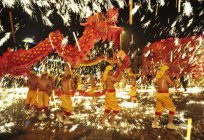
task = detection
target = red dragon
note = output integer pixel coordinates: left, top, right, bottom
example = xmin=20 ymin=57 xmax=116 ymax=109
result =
xmin=142 ymin=35 xmax=204 ymax=78
xmin=0 ymin=8 xmax=130 ymax=78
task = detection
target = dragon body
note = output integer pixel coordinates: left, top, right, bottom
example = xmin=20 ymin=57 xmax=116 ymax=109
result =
xmin=0 ymin=8 xmax=126 ymax=77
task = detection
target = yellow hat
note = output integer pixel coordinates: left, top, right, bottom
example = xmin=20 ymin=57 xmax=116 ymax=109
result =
xmin=30 ymin=70 xmax=35 ymax=74
xmin=156 ymin=65 xmax=169 ymax=79
xmin=103 ymin=65 xmax=113 ymax=81
xmin=41 ymin=71 xmax=48 ymax=75
xmin=64 ymin=70 xmax=73 ymax=76
xmin=160 ymin=65 xmax=169 ymax=71
xmin=105 ymin=65 xmax=113 ymax=71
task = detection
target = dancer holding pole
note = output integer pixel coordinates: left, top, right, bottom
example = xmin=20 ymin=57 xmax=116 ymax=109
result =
xmin=152 ymin=65 xmax=179 ymax=130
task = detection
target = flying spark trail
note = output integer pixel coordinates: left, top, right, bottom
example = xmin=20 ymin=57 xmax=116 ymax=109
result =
xmin=73 ymin=32 xmax=81 ymax=52
xmin=1 ymin=0 xmax=125 ymax=26
xmin=0 ymin=20 xmax=4 ymax=32
xmin=49 ymin=35 xmax=55 ymax=49
xmin=131 ymin=4 xmax=141 ymax=15
xmin=142 ymin=20 xmax=151 ymax=28
xmin=159 ymin=0 xmax=165 ymax=6
xmin=0 ymin=32 xmax=11 ymax=47
xmin=183 ymin=1 xmax=193 ymax=17
xmin=69 ymin=124 xmax=79 ymax=132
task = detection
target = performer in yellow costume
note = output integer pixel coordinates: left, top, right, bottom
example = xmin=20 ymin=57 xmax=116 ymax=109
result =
xmin=127 ymin=68 xmax=137 ymax=102
xmin=129 ymin=79 xmax=137 ymax=102
xmin=152 ymin=65 xmax=178 ymax=130
xmin=25 ymin=70 xmax=38 ymax=116
xmin=76 ymin=74 xmax=82 ymax=91
xmin=101 ymin=65 xmax=122 ymax=128
xmin=88 ymin=75 xmax=97 ymax=104
xmin=37 ymin=72 xmax=50 ymax=120
xmin=57 ymin=72 xmax=74 ymax=125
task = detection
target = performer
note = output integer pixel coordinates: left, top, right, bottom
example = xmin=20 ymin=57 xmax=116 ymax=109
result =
xmin=47 ymin=74 xmax=55 ymax=95
xmin=126 ymin=68 xmax=137 ymax=102
xmin=129 ymin=75 xmax=137 ymax=102
xmin=37 ymin=72 xmax=50 ymax=120
xmin=57 ymin=72 xmax=74 ymax=125
xmin=152 ymin=65 xmax=178 ymax=130
xmin=88 ymin=75 xmax=97 ymax=104
xmin=180 ymin=72 xmax=188 ymax=92
xmin=25 ymin=70 xmax=38 ymax=116
xmin=101 ymin=65 xmax=122 ymax=128
xmin=76 ymin=74 xmax=82 ymax=91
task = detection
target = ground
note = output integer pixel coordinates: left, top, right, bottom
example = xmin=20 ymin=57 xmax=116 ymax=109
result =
xmin=0 ymin=87 xmax=204 ymax=140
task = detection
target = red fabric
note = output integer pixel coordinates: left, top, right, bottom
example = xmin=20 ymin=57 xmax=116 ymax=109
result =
xmin=0 ymin=8 xmax=123 ymax=77
xmin=142 ymin=35 xmax=204 ymax=78
xmin=113 ymin=55 xmax=130 ymax=78
xmin=0 ymin=31 xmax=62 ymax=77
xmin=105 ymin=109 xmax=111 ymax=113
xmin=64 ymin=111 xmax=71 ymax=116
xmin=169 ymin=111 xmax=175 ymax=115
xmin=106 ymin=89 xmax=116 ymax=92
xmin=113 ymin=110 xmax=119 ymax=114
xmin=38 ymin=107 xmax=44 ymax=111
xmin=55 ymin=8 xmax=123 ymax=67
xmin=155 ymin=112 xmax=162 ymax=116
xmin=44 ymin=107 xmax=48 ymax=111
xmin=104 ymin=110 xmax=119 ymax=114
xmin=157 ymin=90 xmax=169 ymax=93
xmin=131 ymin=96 xmax=137 ymax=98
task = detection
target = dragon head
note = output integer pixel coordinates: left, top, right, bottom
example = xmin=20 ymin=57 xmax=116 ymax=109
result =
xmin=106 ymin=8 xmax=119 ymax=25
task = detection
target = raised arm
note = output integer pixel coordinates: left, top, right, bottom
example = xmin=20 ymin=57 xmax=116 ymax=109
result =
xmin=111 ymin=71 xmax=122 ymax=83
xmin=165 ymin=75 xmax=176 ymax=86
xmin=165 ymin=75 xmax=178 ymax=91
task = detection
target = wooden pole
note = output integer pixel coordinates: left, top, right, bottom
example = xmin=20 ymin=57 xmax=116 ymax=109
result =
xmin=170 ymin=51 xmax=173 ymax=62
xmin=120 ymin=33 xmax=122 ymax=50
xmin=129 ymin=0 xmax=133 ymax=25
xmin=156 ymin=0 xmax=159 ymax=16
xmin=178 ymin=0 xmax=181 ymax=13
xmin=148 ymin=0 xmax=151 ymax=10
xmin=186 ymin=118 xmax=192 ymax=140
xmin=176 ymin=0 xmax=178 ymax=7
xmin=9 ymin=10 xmax=16 ymax=44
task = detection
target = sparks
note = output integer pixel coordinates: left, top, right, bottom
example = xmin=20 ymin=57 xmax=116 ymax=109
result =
xmin=131 ymin=4 xmax=141 ymax=16
xmin=183 ymin=1 xmax=193 ymax=17
xmin=0 ymin=32 xmax=11 ymax=47
xmin=73 ymin=32 xmax=81 ymax=52
xmin=2 ymin=0 xmax=125 ymax=27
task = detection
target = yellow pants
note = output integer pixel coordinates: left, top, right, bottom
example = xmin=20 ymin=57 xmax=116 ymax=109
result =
xmin=105 ymin=90 xmax=120 ymax=113
xmin=121 ymin=81 xmax=126 ymax=88
xmin=37 ymin=91 xmax=49 ymax=110
xmin=130 ymin=86 xmax=137 ymax=97
xmin=77 ymin=83 xmax=82 ymax=90
xmin=155 ymin=92 xmax=176 ymax=115
xmin=60 ymin=94 xmax=72 ymax=115
xmin=25 ymin=89 xmax=37 ymax=106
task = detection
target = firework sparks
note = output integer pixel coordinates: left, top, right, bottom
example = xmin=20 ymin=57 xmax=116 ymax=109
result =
xmin=142 ymin=20 xmax=151 ymax=28
xmin=131 ymin=4 xmax=141 ymax=16
xmin=73 ymin=32 xmax=81 ymax=52
xmin=183 ymin=1 xmax=193 ymax=17
xmin=1 ymin=0 xmax=125 ymax=26
xmin=0 ymin=32 xmax=11 ymax=47
xmin=0 ymin=82 xmax=204 ymax=139
xmin=159 ymin=0 xmax=165 ymax=6
xmin=0 ymin=19 xmax=4 ymax=32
